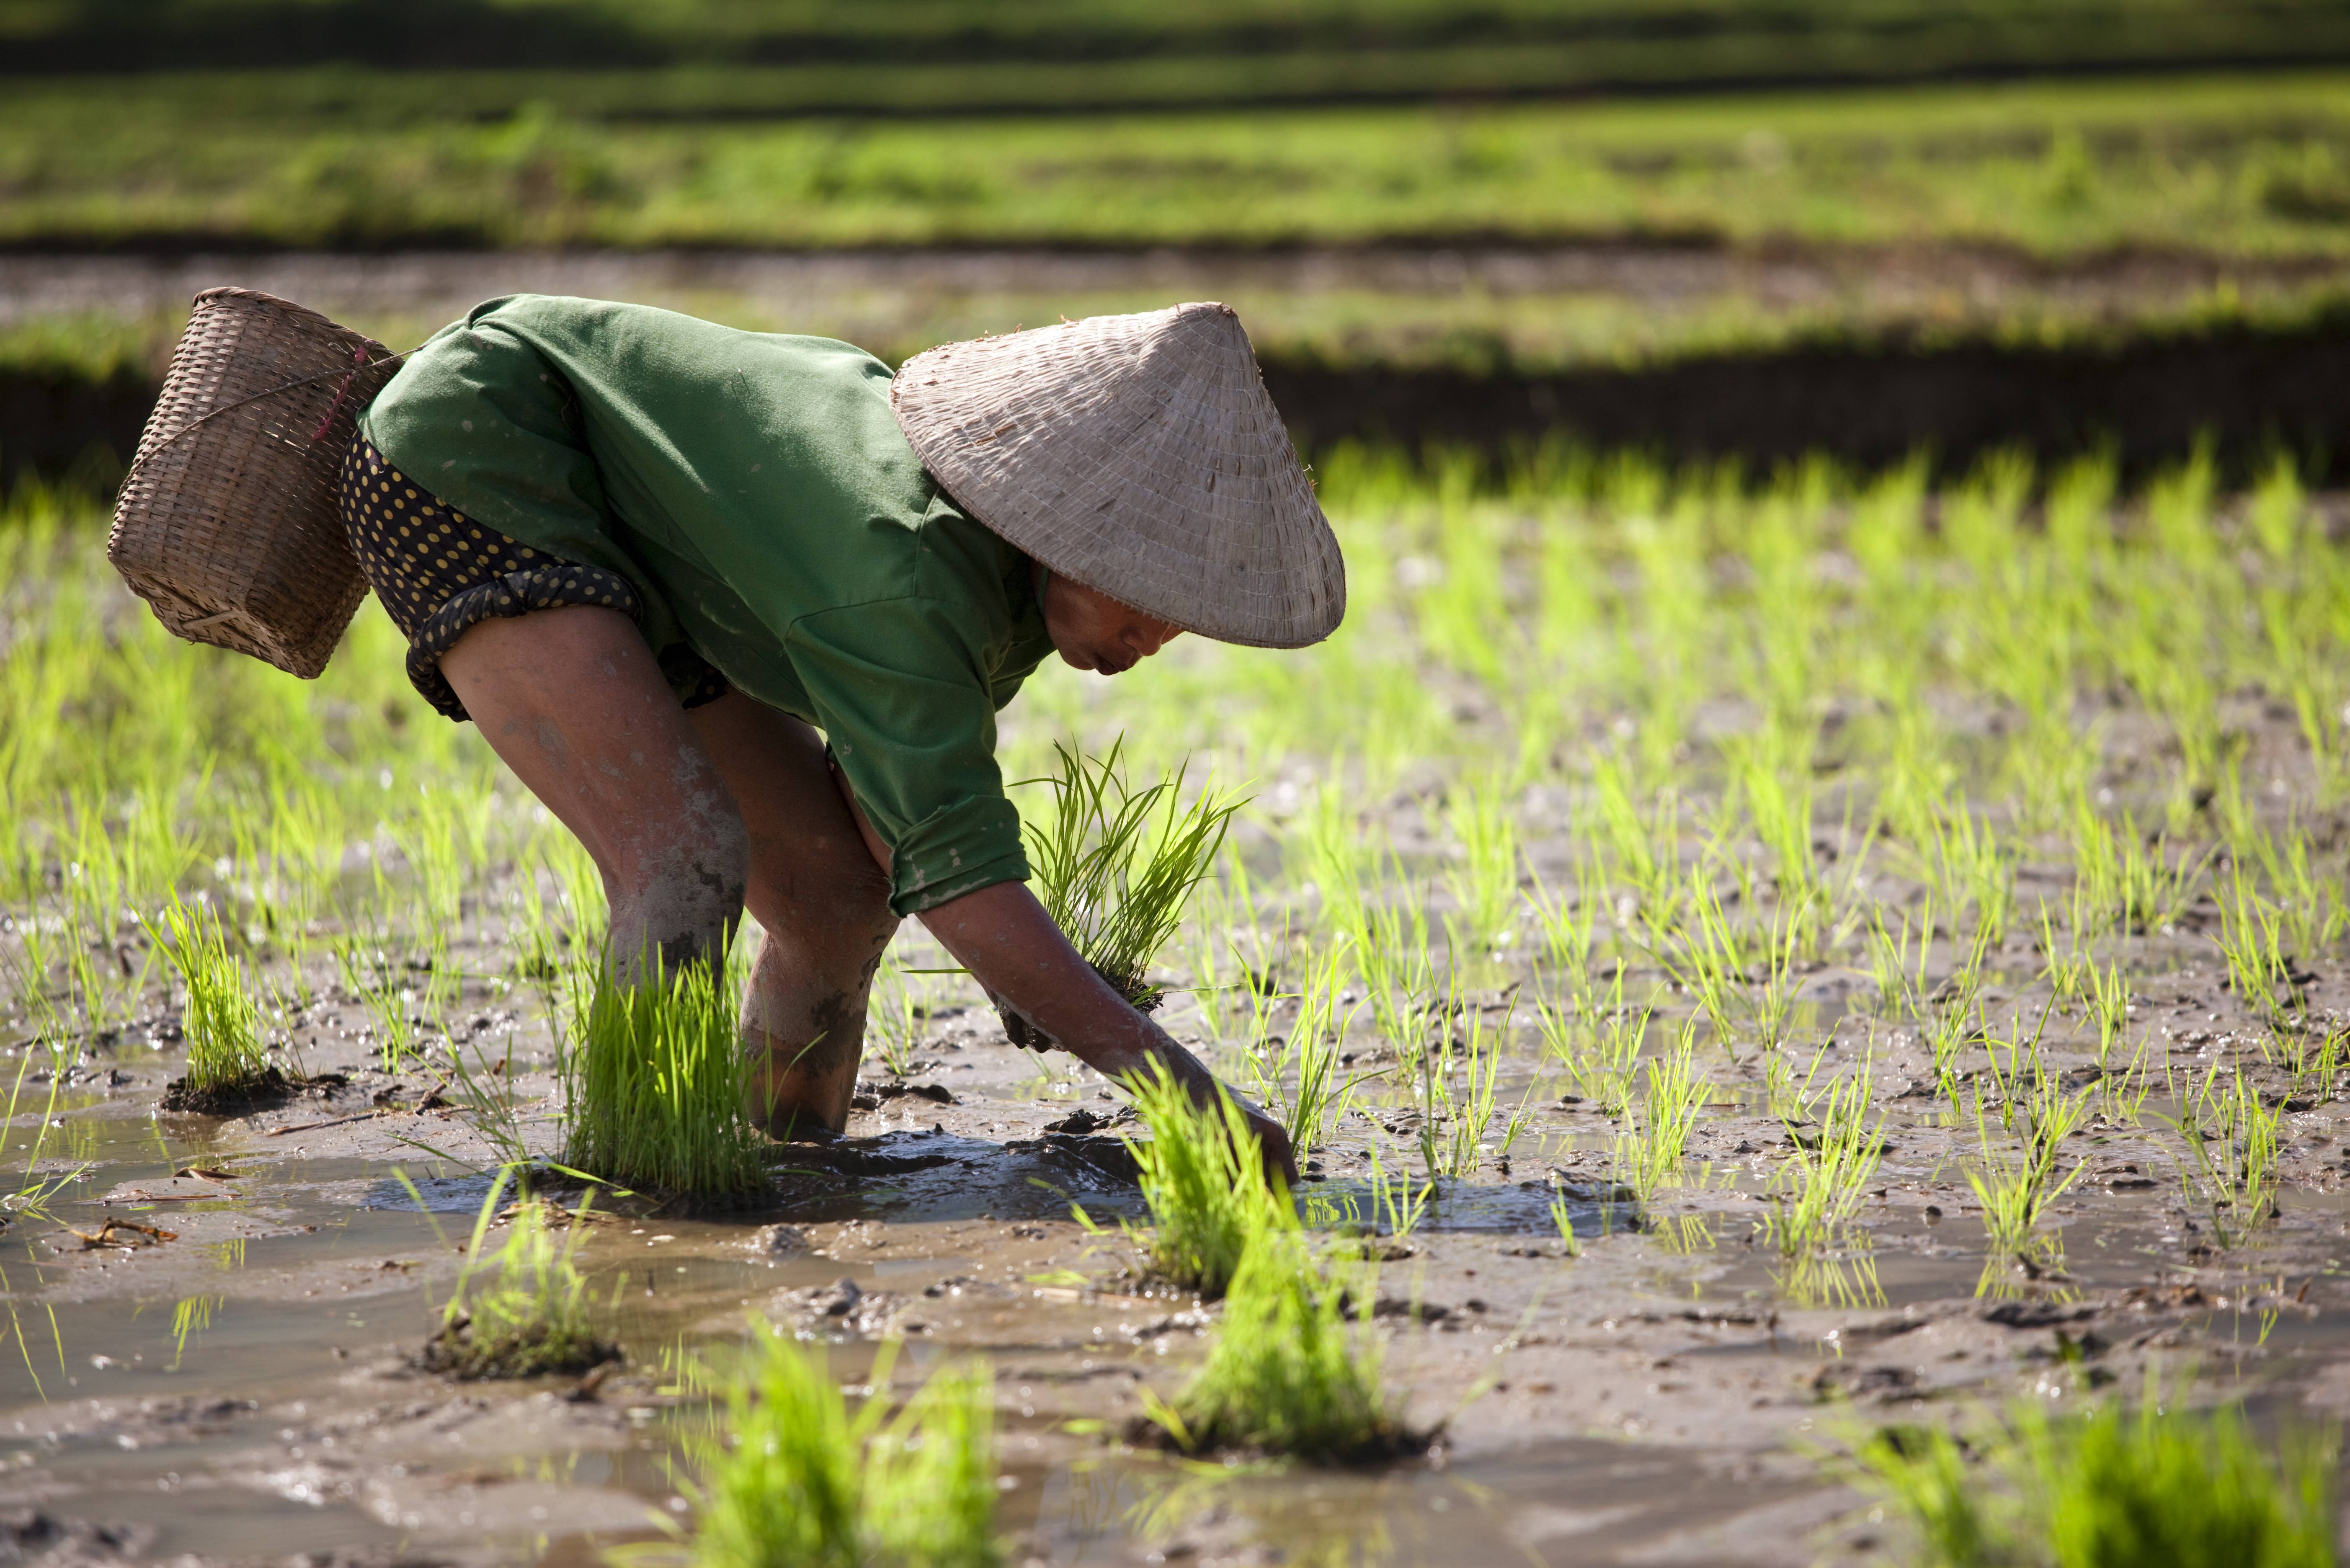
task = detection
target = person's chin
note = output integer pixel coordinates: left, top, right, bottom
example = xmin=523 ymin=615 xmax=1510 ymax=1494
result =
xmin=1058 ymin=646 xmax=1132 ymax=676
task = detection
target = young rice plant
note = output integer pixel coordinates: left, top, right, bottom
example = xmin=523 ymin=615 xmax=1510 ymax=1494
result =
xmin=415 ymin=1166 xmax=617 ymax=1380
xmin=1009 ymin=738 xmax=1241 ymax=1045
xmin=560 ymin=956 xmax=767 ymax=1202
xmin=1143 ymin=1230 xmax=1421 ymax=1465
xmin=1850 ymin=1375 xmax=2337 ymax=1568
xmin=690 ymin=1327 xmax=1000 ymax=1568
xmin=1110 ymin=1058 xmax=1296 ymax=1297
xmin=150 ymin=895 xmax=279 ymax=1109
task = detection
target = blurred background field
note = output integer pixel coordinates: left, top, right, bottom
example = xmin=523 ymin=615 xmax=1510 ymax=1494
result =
xmin=12 ymin=1 xmax=2350 ymax=483
xmin=24 ymin=73 xmax=2350 ymax=257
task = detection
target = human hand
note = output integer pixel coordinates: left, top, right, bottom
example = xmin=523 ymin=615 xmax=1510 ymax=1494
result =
xmin=920 ymin=881 xmax=1298 ymax=1186
xmin=1144 ymin=1044 xmax=1300 ymax=1190
xmin=1222 ymin=1083 xmax=1300 ymax=1189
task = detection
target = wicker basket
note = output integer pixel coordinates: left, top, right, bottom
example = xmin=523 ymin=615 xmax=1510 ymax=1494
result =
xmin=107 ymin=287 xmax=400 ymax=679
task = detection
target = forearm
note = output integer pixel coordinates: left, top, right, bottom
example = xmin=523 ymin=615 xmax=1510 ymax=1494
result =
xmin=918 ymin=880 xmax=1203 ymax=1086
xmin=830 ymin=767 xmax=1223 ymax=1096
xmin=921 ymin=880 xmax=1294 ymax=1181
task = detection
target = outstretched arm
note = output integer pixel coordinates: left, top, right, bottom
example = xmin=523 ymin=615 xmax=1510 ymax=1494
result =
xmin=835 ymin=769 xmax=1295 ymax=1182
xmin=920 ymin=881 xmax=1298 ymax=1184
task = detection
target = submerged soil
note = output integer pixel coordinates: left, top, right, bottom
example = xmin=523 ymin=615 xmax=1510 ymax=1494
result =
xmin=5 ymin=722 xmax=2350 ymax=1568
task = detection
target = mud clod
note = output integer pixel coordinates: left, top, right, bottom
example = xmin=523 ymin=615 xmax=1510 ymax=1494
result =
xmin=1122 ymin=1409 xmax=1436 ymax=1466
xmin=1002 ymin=1132 xmax=1142 ymax=1184
xmin=1042 ymin=1106 xmax=1136 ymax=1136
xmin=766 ymin=1140 xmax=955 ymax=1179
xmin=775 ymin=1277 xmax=906 ymax=1337
xmin=0 ymin=1509 xmax=153 ymax=1565
xmin=1984 ymin=1302 xmax=2100 ymax=1330
xmin=414 ymin=1321 xmax=621 ymax=1382
xmin=158 ymin=1065 xmax=300 ymax=1114
xmin=745 ymin=1223 xmax=811 ymax=1256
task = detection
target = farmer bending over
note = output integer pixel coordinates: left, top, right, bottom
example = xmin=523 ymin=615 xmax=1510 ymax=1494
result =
xmin=344 ymin=295 xmax=1342 ymax=1179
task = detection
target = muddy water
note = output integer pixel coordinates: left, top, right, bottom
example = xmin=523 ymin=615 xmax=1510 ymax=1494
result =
xmin=3 ymin=918 xmax=2347 ymax=1568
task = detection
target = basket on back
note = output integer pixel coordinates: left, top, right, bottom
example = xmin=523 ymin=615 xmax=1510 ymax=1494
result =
xmin=108 ymin=287 xmax=397 ymax=679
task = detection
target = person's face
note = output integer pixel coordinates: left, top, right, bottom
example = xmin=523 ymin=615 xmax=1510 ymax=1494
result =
xmin=1041 ymin=570 xmax=1184 ymax=675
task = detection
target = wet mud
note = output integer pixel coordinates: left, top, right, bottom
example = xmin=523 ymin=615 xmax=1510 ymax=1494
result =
xmin=0 ymin=825 xmax=2343 ymax=1568
xmin=155 ymin=1068 xmax=332 ymax=1117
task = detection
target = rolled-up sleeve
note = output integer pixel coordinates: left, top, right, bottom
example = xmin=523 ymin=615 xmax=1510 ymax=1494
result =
xmin=786 ymin=600 xmax=1029 ymax=916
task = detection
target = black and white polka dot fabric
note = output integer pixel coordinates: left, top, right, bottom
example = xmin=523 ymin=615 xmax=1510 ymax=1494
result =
xmin=337 ymin=438 xmax=729 ymax=722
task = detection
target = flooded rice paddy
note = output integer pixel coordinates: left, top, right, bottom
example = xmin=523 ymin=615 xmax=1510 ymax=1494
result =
xmin=8 ymin=453 xmax=2350 ymax=1564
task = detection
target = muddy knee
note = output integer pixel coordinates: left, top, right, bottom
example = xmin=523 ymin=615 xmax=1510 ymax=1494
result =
xmin=606 ymin=814 xmax=751 ymax=981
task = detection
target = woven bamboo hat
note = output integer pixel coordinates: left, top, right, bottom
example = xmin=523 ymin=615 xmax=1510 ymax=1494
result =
xmin=890 ymin=302 xmax=1345 ymax=648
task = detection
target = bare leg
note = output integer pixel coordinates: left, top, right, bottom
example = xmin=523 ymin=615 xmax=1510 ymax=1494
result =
xmin=687 ymin=693 xmax=899 ymax=1137
xmin=438 ymin=608 xmax=748 ymax=981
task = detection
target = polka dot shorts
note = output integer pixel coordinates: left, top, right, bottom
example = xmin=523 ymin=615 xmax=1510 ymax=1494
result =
xmin=338 ymin=438 xmax=729 ymax=722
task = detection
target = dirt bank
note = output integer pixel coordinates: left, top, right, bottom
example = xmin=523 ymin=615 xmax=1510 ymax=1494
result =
xmin=11 ymin=245 xmax=2350 ymax=489
xmin=1262 ymin=310 xmax=2350 ymax=482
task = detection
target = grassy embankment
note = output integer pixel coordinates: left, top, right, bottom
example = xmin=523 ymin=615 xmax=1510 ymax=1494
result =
xmin=16 ymin=72 xmax=2350 ymax=263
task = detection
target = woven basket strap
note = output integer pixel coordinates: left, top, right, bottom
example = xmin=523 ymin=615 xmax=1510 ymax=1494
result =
xmin=123 ymin=346 xmax=418 ymax=486
xmin=308 ymin=346 xmax=375 ymax=441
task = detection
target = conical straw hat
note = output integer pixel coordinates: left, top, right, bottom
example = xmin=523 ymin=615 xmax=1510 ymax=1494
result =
xmin=890 ymin=302 xmax=1345 ymax=648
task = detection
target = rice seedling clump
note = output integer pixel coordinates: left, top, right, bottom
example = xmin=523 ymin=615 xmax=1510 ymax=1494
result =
xmin=1851 ymin=1377 xmax=2336 ymax=1568
xmin=560 ymin=958 xmax=767 ymax=1204
xmin=1121 ymin=1059 xmax=1296 ymax=1297
xmin=1140 ymin=1231 xmax=1423 ymax=1465
xmin=150 ymin=896 xmax=290 ymax=1113
xmin=691 ymin=1325 xmax=999 ymax=1568
xmin=417 ymin=1171 xmax=617 ymax=1380
xmin=1005 ymin=738 xmax=1239 ymax=1044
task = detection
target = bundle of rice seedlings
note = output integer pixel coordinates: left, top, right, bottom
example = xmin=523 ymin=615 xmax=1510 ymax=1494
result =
xmin=691 ymin=1323 xmax=999 ymax=1568
xmin=149 ymin=896 xmax=285 ymax=1112
xmin=418 ymin=1168 xmax=617 ymax=1380
xmin=1003 ymin=738 xmax=1242 ymax=1045
xmin=1142 ymin=1231 xmax=1423 ymax=1465
xmin=1121 ymin=1057 xmax=1296 ymax=1297
xmin=560 ymin=957 xmax=767 ymax=1203
xmin=1850 ymin=1371 xmax=2337 ymax=1568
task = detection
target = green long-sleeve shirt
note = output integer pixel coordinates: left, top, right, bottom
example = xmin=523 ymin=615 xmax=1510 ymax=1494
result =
xmin=360 ymin=294 xmax=1055 ymax=916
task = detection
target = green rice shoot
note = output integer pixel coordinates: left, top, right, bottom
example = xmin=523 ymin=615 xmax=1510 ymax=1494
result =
xmin=1243 ymin=942 xmax=1371 ymax=1158
xmin=1119 ymin=1057 xmax=1297 ymax=1297
xmin=1019 ymin=737 xmax=1242 ymax=1014
xmin=1850 ymin=1373 xmax=2337 ymax=1568
xmin=690 ymin=1324 xmax=1000 ymax=1568
xmin=560 ymin=956 xmax=767 ymax=1202
xmin=150 ymin=895 xmax=272 ymax=1096
xmin=420 ymin=1166 xmax=616 ymax=1380
xmin=1145 ymin=1230 xmax=1417 ymax=1465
